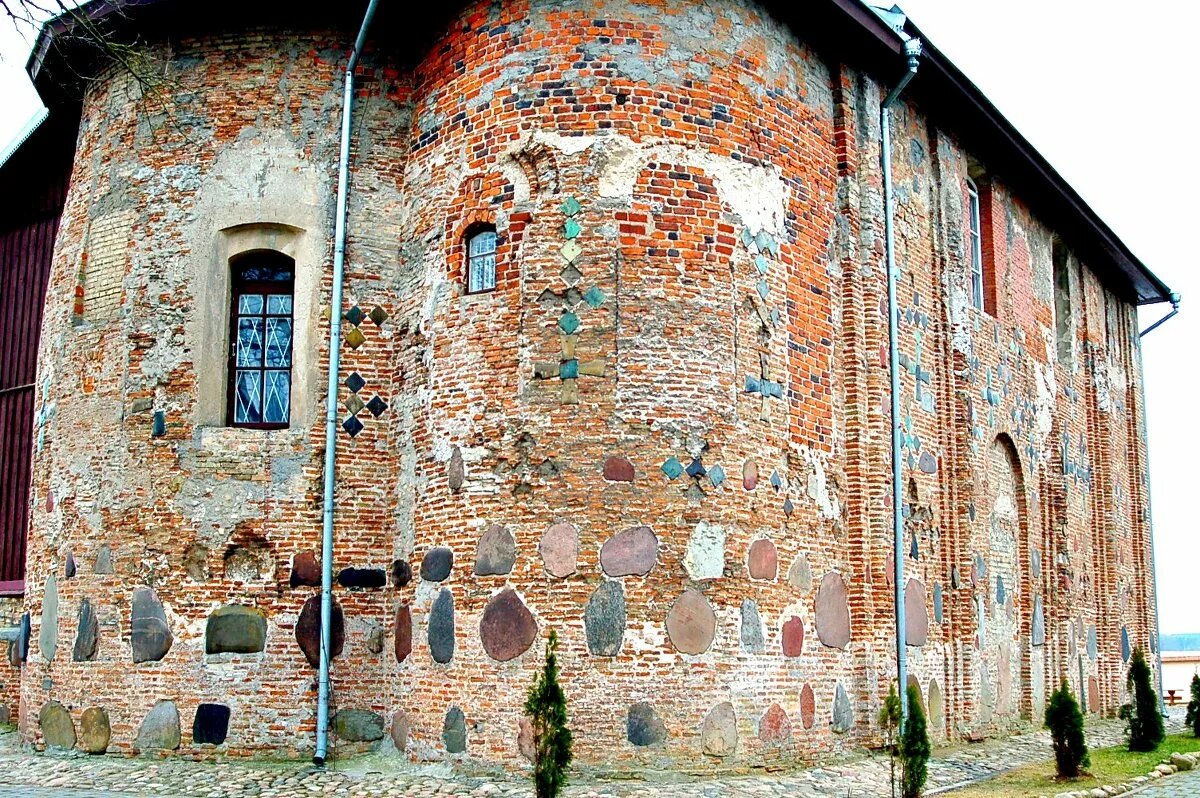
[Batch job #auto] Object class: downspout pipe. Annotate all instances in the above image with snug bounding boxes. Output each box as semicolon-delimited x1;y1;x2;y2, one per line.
315;0;380;767
882;35;922;725
1139;292;1180;338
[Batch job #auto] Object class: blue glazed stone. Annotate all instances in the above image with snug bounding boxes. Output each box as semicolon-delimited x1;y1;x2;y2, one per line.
564;218;582;239
345;372;366;393
745;375;761;393
342;416;364;438
685;458;706;479
559;359;579;380
366;395;388;417
661;457;683;480
763;380;783;399
558;312;580;334
755;254;769;273
756;280;769;300
755;230;774;254
708;464;726;488
783;498;795;517
152;411;166;437
1032;596;1045;646
740;227;754;248
918;450;937;473
770;470;782;491
584;286;606;308
560;197;581;217
344;306;365;326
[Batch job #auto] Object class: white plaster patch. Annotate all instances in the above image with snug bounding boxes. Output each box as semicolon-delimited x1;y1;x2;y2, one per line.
683;521;726;581
798;445;839;519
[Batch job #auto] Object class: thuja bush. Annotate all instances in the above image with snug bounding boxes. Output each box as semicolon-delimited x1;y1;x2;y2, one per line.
900;685;931;798
524;629;572;798
1045;681;1089;778
878;684;902;798
1186;673;1200;738
1120;646;1165;752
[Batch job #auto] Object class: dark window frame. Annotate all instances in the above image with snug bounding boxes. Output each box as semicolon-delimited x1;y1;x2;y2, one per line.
464;223;497;295
226;250;295;430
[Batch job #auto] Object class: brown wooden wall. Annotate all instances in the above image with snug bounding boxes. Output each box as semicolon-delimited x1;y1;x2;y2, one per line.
0;112;75;591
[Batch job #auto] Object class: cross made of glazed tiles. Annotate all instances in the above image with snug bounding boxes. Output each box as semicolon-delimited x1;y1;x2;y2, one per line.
744;353;783;421
533;332;606;405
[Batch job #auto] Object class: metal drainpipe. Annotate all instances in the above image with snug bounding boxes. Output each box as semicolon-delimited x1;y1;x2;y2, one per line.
881;36;922;724
315;0;381;767
1135;291;1180;710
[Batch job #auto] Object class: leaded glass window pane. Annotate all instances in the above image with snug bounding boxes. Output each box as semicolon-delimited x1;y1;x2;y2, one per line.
467;229;497;293
229;252;295;428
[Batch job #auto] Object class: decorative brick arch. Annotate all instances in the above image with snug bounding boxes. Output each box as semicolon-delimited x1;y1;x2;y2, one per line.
443;173;528;292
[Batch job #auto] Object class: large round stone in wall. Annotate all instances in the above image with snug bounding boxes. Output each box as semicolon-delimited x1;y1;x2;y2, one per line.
600;526;657;577
131;587;172;663
665;589;716;655
39;701;74;749
79;706;110;754
539;522;578;578
815;572;851;649
479;589;537;662
421;547;454;582
904;578;928;647
627;702;666;747
296;595;344;668
205;605;267;654
758;703;791;746
700;701;737;757
474;524;516;576
136;700;181;751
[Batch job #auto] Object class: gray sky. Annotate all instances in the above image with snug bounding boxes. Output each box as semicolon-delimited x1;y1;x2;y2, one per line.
1;2;1195;634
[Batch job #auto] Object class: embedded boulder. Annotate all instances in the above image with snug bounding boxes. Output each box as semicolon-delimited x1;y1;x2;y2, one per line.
666;589;716;655
73;598;99;662
394;603;413;663
448;446;465;491
832;683;854;733
334;709;385;742
79;706;110;754
474;524;516;576
480;589;537;662
428;589;455;664
38;574;58;662
600;526;658;577
747;539;778;580
539;522;579;578
759;703;791;745
743;459;758;491
193;704;231;746
131;587;172;663
905;578;928;647
815;572;851;649
443;706;467;753
800;683;816;729
390;710;410;752
584;580;625;656
136;700;181;751
603;455;635;482
700;701;737;757
627;702;666;747
928;679;944;731
296;595;344;668
289;551;321;587
337;567;387;589
205;605;267;654
39;701;75;749
740;599;765;653
390;559;413;588
787;554;813;592
1032;596;1045;646
782;616;804;658
683;521;725;581
93;544;114;575
420;547;454;582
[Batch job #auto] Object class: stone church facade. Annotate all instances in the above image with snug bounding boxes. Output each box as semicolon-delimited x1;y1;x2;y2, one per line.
3;0;1172;771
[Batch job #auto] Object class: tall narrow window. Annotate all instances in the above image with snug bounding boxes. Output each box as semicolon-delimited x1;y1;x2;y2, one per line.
1052;239;1073;368
966;178;985;311
466;226;497;294
228;251;294;428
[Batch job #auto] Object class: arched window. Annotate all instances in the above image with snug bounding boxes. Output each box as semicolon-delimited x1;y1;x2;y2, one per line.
966;177;985;312
465;225;497;294
228;250;295;428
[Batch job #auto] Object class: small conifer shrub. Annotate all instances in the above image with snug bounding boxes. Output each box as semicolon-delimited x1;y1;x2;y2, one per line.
1120;646;1165;752
524;629;572;798
900;684;931;798
1045;680;1089;778
1186;673;1200;738
878;684;902;798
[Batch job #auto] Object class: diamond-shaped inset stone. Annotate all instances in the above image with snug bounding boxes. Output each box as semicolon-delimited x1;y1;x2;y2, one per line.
685;458;706;479
560;197;582;217
366;395;388;417
755;254;770;274
558;312;580;334
783;498;795;517
560;240;582;264
661;457;684;480
561;264;583;285
770;470;783;491
584;286;606;309
345;327;366;349
755;230;776;255
560;359;579;380
756;280;769;300
369;306;389;326
708;464;726;488
740;228;755;248
342;415;364;438
345;394;366;416
344;306;365;326
564;218;582;240
345;372;366;394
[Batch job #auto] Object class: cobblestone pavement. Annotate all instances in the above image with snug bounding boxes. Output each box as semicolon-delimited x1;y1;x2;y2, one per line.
1130;768;1200;797
0;716;1161;798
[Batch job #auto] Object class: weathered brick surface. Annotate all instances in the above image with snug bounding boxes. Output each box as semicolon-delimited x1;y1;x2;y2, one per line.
17;0;1157;774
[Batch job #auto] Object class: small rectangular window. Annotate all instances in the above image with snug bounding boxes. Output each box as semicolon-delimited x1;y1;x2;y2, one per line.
228;253;294;428
466;228;497;293
967;179;985;312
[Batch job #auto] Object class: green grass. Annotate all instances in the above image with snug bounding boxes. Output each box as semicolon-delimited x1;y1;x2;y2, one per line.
946;733;1200;797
